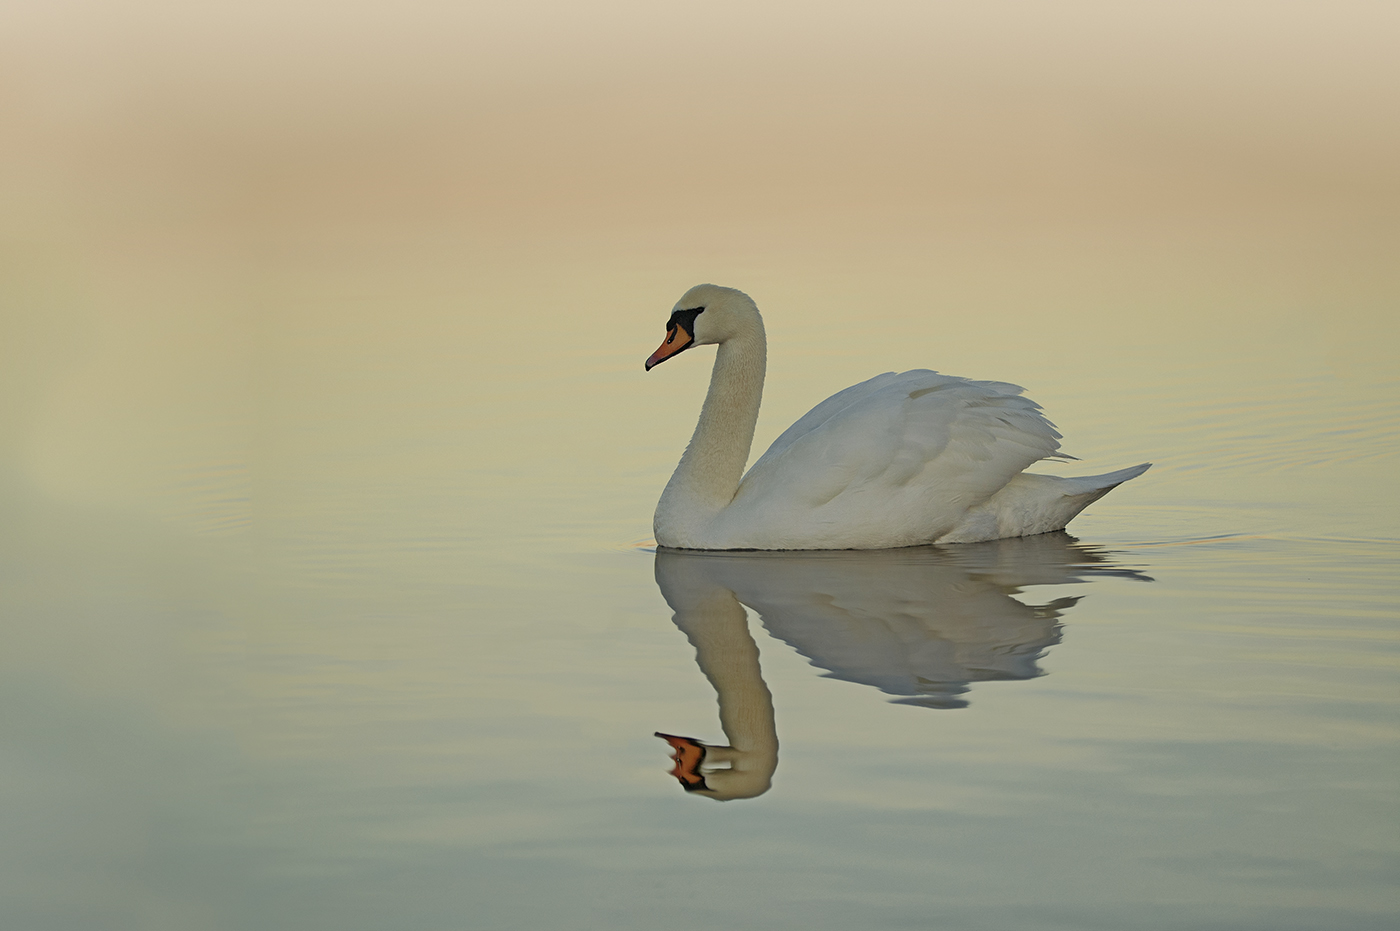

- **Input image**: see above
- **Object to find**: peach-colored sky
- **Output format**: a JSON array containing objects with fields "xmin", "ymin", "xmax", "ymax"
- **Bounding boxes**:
[{"xmin": 3, "ymin": 1, "xmax": 1396, "ymax": 249}]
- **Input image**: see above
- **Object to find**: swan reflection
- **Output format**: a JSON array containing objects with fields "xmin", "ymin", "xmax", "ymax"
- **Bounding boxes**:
[{"xmin": 654, "ymin": 532, "xmax": 1151, "ymax": 799}]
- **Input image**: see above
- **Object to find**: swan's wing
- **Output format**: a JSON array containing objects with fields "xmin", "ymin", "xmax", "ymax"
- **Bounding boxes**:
[
  {"xmin": 752, "ymin": 371, "xmax": 913, "ymax": 468},
  {"xmin": 725, "ymin": 371, "xmax": 1064, "ymax": 547}
]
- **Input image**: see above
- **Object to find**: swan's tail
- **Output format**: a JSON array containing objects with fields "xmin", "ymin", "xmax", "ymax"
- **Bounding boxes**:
[
  {"xmin": 1039, "ymin": 462, "xmax": 1152, "ymax": 532},
  {"xmin": 1060, "ymin": 462, "xmax": 1153, "ymax": 495},
  {"xmin": 936, "ymin": 463, "xmax": 1152, "ymax": 543}
]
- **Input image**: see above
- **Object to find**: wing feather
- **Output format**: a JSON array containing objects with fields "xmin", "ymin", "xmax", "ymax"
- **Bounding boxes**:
[{"xmin": 720, "ymin": 370, "xmax": 1064, "ymax": 548}]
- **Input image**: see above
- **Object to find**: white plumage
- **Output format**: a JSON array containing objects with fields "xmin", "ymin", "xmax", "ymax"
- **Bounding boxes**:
[{"xmin": 646, "ymin": 284, "xmax": 1149, "ymax": 550}]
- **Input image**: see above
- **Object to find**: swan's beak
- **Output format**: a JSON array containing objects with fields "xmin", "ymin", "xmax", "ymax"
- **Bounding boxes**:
[
  {"xmin": 645, "ymin": 324, "xmax": 694, "ymax": 370},
  {"xmin": 655, "ymin": 732, "xmax": 710, "ymax": 791}
]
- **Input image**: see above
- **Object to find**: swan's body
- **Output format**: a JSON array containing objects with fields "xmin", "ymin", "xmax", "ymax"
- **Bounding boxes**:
[{"xmin": 646, "ymin": 285, "xmax": 1149, "ymax": 550}]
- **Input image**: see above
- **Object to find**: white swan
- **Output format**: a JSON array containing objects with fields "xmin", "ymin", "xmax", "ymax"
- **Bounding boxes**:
[{"xmin": 646, "ymin": 284, "xmax": 1150, "ymax": 550}]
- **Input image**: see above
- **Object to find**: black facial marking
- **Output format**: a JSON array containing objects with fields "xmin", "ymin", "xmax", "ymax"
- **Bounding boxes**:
[{"xmin": 667, "ymin": 306, "xmax": 705, "ymax": 339}]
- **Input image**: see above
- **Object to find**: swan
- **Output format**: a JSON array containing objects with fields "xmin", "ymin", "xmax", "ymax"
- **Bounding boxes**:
[{"xmin": 645, "ymin": 284, "xmax": 1150, "ymax": 550}]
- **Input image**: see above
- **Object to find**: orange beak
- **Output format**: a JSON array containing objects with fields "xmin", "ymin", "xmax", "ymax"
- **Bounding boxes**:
[
  {"xmin": 645, "ymin": 323, "xmax": 694, "ymax": 370},
  {"xmin": 655, "ymin": 732, "xmax": 709, "ymax": 791}
]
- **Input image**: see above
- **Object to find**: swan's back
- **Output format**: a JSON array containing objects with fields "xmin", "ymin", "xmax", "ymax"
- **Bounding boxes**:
[{"xmin": 712, "ymin": 371, "xmax": 1065, "ymax": 549}]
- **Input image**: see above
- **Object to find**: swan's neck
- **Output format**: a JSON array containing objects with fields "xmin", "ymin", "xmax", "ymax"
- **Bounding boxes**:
[{"xmin": 659, "ymin": 327, "xmax": 767, "ymax": 527}]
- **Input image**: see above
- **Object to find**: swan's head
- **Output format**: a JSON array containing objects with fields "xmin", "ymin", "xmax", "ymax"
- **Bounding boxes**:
[{"xmin": 645, "ymin": 284, "xmax": 761, "ymax": 371}]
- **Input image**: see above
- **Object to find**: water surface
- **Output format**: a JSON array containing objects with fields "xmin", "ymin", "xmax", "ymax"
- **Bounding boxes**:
[{"xmin": 3, "ymin": 272, "xmax": 1396, "ymax": 929}]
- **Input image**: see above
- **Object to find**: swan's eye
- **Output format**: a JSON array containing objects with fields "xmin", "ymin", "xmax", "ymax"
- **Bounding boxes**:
[
  {"xmin": 665, "ymin": 306, "xmax": 705, "ymax": 340},
  {"xmin": 666, "ymin": 328, "xmax": 677, "ymax": 345}
]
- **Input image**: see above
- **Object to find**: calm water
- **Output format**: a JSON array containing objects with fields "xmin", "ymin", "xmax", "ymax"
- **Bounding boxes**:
[
  {"xmin": 2, "ymin": 264, "xmax": 1396, "ymax": 930},
  {"xmin": 3, "ymin": 4, "xmax": 1399, "ymax": 927}
]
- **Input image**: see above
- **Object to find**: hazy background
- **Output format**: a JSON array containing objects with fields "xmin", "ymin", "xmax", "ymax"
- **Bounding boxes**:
[
  {"xmin": 4, "ymin": 0, "xmax": 1398, "ymax": 529},
  {"xmin": 5, "ymin": 2, "xmax": 1398, "ymax": 451},
  {"xmin": 2, "ymin": 3, "xmax": 1398, "ymax": 930}
]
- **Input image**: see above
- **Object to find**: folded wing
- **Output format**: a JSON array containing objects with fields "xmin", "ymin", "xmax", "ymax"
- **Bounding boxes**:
[{"xmin": 718, "ymin": 371, "xmax": 1065, "ymax": 548}]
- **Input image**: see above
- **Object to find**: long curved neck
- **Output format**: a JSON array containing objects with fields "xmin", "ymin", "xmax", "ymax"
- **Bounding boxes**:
[
  {"xmin": 679, "ymin": 588, "xmax": 779, "ymax": 800},
  {"xmin": 663, "ymin": 326, "xmax": 767, "ymax": 513},
  {"xmin": 656, "ymin": 554, "xmax": 779, "ymax": 800}
]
